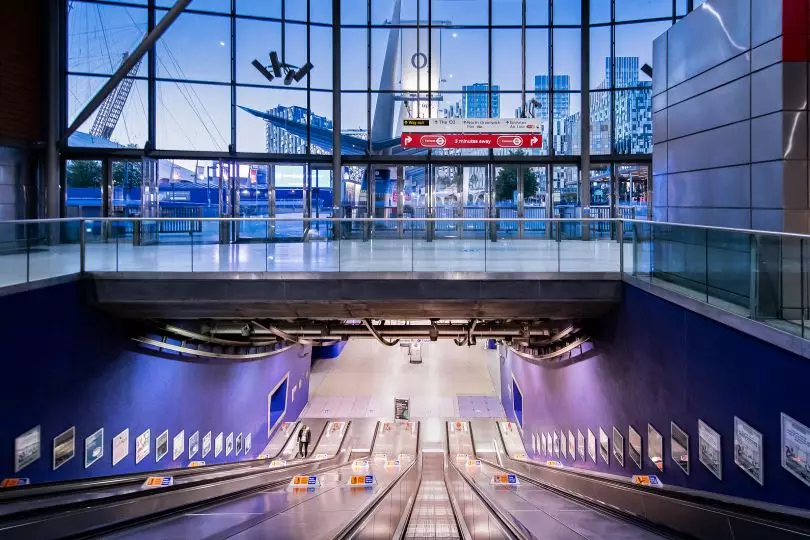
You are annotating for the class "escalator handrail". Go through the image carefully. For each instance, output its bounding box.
[0,421,354,528]
[391,451,423,540]
[0,420,302,503]
[447,458,534,540]
[491,455,810,538]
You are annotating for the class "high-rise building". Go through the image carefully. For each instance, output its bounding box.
[607,56,640,88]
[533,75,571,118]
[461,83,499,118]
[265,105,333,155]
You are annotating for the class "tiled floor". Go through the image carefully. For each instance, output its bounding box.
[0,239,634,287]
[303,340,503,420]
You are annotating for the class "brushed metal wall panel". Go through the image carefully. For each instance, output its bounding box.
[653,142,668,175]
[752,63,807,117]
[653,32,668,96]
[667,121,750,173]
[751,36,783,72]
[653,175,668,207]
[751,160,809,209]
[668,55,750,107]
[667,165,751,208]
[653,109,668,143]
[668,207,752,228]
[668,77,750,139]
[667,0,751,88]
[751,0,783,47]
[653,91,668,113]
[751,111,807,162]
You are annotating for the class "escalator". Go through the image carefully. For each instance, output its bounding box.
[0,419,358,539]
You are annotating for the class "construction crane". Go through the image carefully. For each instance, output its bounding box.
[89,52,142,140]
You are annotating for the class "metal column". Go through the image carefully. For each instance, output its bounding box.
[580,0,591,241]
[331,0,342,240]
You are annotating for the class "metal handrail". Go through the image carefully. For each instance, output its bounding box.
[3,217,810,240]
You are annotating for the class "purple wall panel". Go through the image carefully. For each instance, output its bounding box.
[501,283,810,509]
[0,282,311,483]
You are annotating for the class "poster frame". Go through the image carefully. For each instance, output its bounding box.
[53,426,76,471]
[698,419,722,480]
[156,430,169,462]
[135,429,151,464]
[648,424,664,472]
[112,428,129,466]
[671,421,690,476]
[84,428,104,469]
[628,425,642,470]
[612,426,625,467]
[781,413,810,488]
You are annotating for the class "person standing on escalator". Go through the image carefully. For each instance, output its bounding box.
[297,424,311,458]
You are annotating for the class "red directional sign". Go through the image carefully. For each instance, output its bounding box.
[401,133,542,149]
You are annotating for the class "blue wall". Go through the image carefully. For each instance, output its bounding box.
[312,341,347,360]
[0,282,311,483]
[501,283,810,509]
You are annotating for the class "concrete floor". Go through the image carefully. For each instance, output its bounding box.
[304,340,504,421]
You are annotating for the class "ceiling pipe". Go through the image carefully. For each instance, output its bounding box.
[362,319,400,347]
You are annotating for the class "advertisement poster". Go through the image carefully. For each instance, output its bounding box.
[628,426,642,470]
[531,433,537,454]
[599,428,609,465]
[394,398,410,420]
[245,433,251,454]
[578,430,585,460]
[612,427,624,467]
[698,420,722,480]
[156,430,169,462]
[553,432,559,457]
[14,426,41,473]
[588,429,596,463]
[541,433,547,455]
[135,429,150,464]
[547,433,552,455]
[202,431,212,458]
[226,433,234,456]
[236,433,243,455]
[84,428,104,469]
[112,429,129,466]
[173,430,185,460]
[560,431,567,459]
[671,422,690,475]
[189,431,200,460]
[568,431,575,460]
[781,413,810,488]
[53,427,75,470]
[648,424,664,471]
[215,432,224,457]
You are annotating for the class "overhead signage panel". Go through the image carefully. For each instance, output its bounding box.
[402,118,542,134]
[401,134,542,149]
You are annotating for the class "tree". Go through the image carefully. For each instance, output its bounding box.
[66,160,102,188]
[113,161,143,191]
[494,151,539,203]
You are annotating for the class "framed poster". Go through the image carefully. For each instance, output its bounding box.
[531,433,537,454]
[547,433,552,455]
[226,433,234,456]
[648,424,664,471]
[189,431,200,460]
[568,431,575,459]
[202,431,212,458]
[781,413,810,488]
[588,429,596,462]
[541,433,547,456]
[84,428,104,469]
[671,422,690,475]
[599,428,609,465]
[173,430,185,460]
[112,429,129,466]
[628,426,642,470]
[14,426,41,473]
[215,432,224,457]
[236,433,243,455]
[135,429,151,464]
[560,431,567,459]
[734,417,762,484]
[53,427,75,470]
[156,430,169,462]
[394,398,410,420]
[245,433,251,454]
[577,430,585,460]
[553,432,559,457]
[612,427,625,467]
[698,420,722,480]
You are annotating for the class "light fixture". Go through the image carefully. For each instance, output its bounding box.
[640,63,653,78]
[293,62,314,82]
[252,59,275,83]
[270,51,283,77]
[284,69,296,85]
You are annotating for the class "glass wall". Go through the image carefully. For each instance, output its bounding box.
[63,0,687,229]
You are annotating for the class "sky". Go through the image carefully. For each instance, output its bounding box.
[67,0,683,153]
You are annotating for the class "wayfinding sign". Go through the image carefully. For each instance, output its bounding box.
[401,118,543,149]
